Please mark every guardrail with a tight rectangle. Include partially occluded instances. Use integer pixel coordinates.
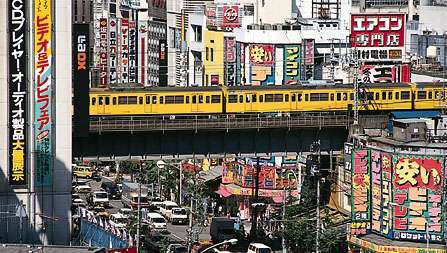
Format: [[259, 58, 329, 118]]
[[89, 112, 352, 133]]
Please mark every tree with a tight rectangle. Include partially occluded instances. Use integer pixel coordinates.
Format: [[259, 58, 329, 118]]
[[118, 160, 140, 182]]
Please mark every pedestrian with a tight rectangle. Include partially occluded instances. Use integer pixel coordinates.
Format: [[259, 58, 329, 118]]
[[218, 205, 223, 216]]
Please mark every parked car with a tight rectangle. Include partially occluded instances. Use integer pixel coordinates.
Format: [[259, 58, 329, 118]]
[[160, 201, 179, 221], [73, 180, 92, 193], [170, 207, 188, 225], [247, 243, 272, 253], [88, 191, 109, 207], [109, 213, 127, 228], [101, 180, 121, 199]]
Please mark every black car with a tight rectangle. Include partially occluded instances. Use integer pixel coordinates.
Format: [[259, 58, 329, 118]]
[[101, 181, 121, 199], [144, 232, 170, 253]]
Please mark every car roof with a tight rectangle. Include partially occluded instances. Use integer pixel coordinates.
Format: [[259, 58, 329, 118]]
[[163, 201, 178, 205], [146, 212, 164, 218], [111, 213, 125, 218], [250, 243, 271, 248], [94, 191, 107, 194]]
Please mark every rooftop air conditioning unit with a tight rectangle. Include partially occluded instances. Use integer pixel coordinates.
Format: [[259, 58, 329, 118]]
[[261, 24, 272, 30]]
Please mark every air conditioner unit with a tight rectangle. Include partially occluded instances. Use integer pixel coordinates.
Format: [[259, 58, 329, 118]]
[[261, 24, 272, 30], [248, 24, 260, 30]]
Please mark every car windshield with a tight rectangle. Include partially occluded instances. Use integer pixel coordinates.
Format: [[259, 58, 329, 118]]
[[153, 218, 165, 223], [258, 248, 272, 253], [120, 209, 131, 215], [166, 205, 177, 210], [76, 181, 87, 186], [115, 217, 127, 224], [96, 192, 108, 198], [172, 209, 186, 215], [132, 197, 148, 203]]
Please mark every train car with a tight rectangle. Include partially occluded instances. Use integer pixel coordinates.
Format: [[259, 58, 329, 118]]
[[413, 82, 447, 110], [90, 86, 224, 116]]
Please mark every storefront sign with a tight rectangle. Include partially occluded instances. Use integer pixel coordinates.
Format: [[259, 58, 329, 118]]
[[304, 39, 314, 65], [225, 37, 236, 86], [351, 150, 371, 235], [128, 21, 137, 83], [120, 18, 129, 83], [99, 18, 108, 87], [137, 21, 147, 85], [8, 0, 27, 186], [351, 14, 405, 47], [284, 45, 301, 85], [250, 44, 274, 65], [109, 18, 118, 84], [34, 0, 53, 186], [222, 5, 240, 28], [357, 48, 403, 61], [206, 6, 217, 27]]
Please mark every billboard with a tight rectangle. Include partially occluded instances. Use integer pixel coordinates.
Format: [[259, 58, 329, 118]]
[[380, 153, 393, 238], [360, 64, 411, 83], [250, 44, 275, 86], [304, 39, 314, 80], [284, 45, 301, 85], [120, 18, 129, 83], [225, 37, 236, 86], [99, 18, 108, 87], [392, 155, 444, 242], [206, 6, 217, 27], [73, 24, 90, 137], [222, 5, 240, 28], [159, 39, 168, 85], [34, 0, 53, 186], [109, 18, 118, 84], [137, 21, 147, 85], [128, 21, 137, 83], [8, 0, 27, 186], [351, 150, 371, 235]]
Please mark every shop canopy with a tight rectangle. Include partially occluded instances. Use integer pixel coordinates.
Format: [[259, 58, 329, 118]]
[[215, 186, 232, 198]]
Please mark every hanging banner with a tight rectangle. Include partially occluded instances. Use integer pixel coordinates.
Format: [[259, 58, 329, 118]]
[[304, 39, 314, 80], [224, 37, 236, 86], [137, 21, 147, 85], [73, 24, 90, 137], [8, 0, 28, 186], [99, 18, 108, 87], [128, 21, 137, 83], [34, 0, 53, 186], [120, 18, 129, 83], [284, 45, 301, 85], [109, 17, 118, 84]]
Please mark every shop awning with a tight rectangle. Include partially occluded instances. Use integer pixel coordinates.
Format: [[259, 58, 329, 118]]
[[272, 196, 284, 204], [215, 186, 232, 197]]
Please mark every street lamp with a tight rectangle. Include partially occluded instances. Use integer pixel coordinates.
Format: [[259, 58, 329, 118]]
[[201, 238, 238, 253], [156, 160, 183, 205], [281, 168, 299, 253], [389, 202, 430, 252]]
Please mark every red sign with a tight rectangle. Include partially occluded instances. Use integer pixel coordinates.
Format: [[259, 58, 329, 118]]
[[359, 64, 410, 83], [351, 14, 405, 47], [222, 6, 240, 28], [393, 157, 442, 191], [206, 6, 217, 27], [304, 39, 314, 65], [211, 75, 219, 85], [250, 44, 274, 65]]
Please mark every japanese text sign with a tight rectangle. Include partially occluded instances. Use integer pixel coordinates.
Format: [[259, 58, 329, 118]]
[[222, 5, 240, 28], [351, 150, 371, 235], [351, 14, 405, 47], [99, 18, 108, 87], [284, 45, 301, 85], [250, 44, 274, 66]]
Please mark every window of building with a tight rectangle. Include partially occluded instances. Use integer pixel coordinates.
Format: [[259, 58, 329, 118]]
[[206, 47, 209, 61], [211, 48, 214, 61], [192, 25, 202, 42]]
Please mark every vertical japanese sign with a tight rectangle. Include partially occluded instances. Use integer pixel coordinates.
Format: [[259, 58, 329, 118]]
[[8, 0, 27, 186], [236, 42, 241, 85], [73, 24, 90, 137], [370, 151, 382, 233], [109, 17, 118, 84], [351, 150, 371, 235], [249, 44, 275, 86], [120, 18, 129, 83], [284, 45, 301, 85], [159, 39, 168, 85], [222, 5, 240, 29], [381, 153, 393, 238], [99, 18, 108, 87], [128, 21, 137, 83], [206, 6, 217, 27], [34, 0, 53, 186], [392, 155, 443, 242], [137, 21, 147, 86], [304, 39, 314, 80], [224, 37, 236, 86]]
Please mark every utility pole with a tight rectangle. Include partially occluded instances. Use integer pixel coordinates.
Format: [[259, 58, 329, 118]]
[[187, 155, 196, 253], [311, 140, 321, 253], [136, 162, 143, 253]]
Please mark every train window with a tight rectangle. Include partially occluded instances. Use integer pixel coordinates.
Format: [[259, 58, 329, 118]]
[[211, 95, 220, 103], [118, 96, 127, 104], [246, 95, 250, 103], [146, 96, 150, 104], [388, 92, 392, 100], [265, 94, 274, 102], [375, 93, 379, 100], [428, 91, 432, 99], [113, 97, 117, 105], [349, 93, 353, 101], [382, 92, 387, 100], [159, 96, 164, 104], [192, 95, 197, 104], [298, 94, 302, 102], [175, 96, 184, 104], [206, 96, 210, 103], [260, 95, 264, 102], [305, 94, 309, 101], [417, 91, 426, 99], [330, 94, 334, 101], [199, 95, 203, 103], [186, 96, 190, 103], [310, 93, 319, 101], [435, 90, 443, 99], [105, 97, 110, 105], [139, 97, 143, 104], [366, 92, 374, 100], [336, 93, 341, 101], [285, 94, 289, 102], [92, 97, 96, 105], [152, 96, 157, 104], [239, 95, 243, 103], [274, 94, 283, 102], [228, 95, 237, 103], [343, 93, 348, 101], [401, 91, 410, 100], [165, 96, 175, 104], [320, 93, 329, 101], [395, 92, 399, 100], [252, 94, 257, 102], [128, 96, 137, 104], [291, 94, 296, 102], [99, 97, 104, 105]]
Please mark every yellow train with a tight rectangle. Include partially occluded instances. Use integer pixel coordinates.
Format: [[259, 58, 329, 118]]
[[89, 82, 447, 116]]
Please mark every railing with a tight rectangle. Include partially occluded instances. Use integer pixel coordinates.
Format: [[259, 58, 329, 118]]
[[89, 112, 352, 133]]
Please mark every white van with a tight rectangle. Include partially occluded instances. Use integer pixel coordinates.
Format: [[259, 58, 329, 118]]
[[160, 201, 179, 221], [247, 243, 272, 253], [171, 207, 188, 225], [145, 212, 167, 231], [109, 213, 127, 228]]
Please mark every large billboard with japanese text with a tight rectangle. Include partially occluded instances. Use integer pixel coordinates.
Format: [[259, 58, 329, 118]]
[[249, 44, 275, 86], [120, 18, 129, 83], [99, 18, 108, 87], [284, 45, 301, 85], [128, 21, 137, 83], [359, 64, 411, 83], [225, 37, 236, 86], [109, 17, 118, 84], [34, 0, 53, 186], [137, 21, 147, 85], [8, 0, 27, 186], [351, 150, 371, 235]]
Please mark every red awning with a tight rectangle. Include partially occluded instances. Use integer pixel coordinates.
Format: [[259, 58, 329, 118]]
[[272, 196, 284, 204], [215, 186, 232, 197]]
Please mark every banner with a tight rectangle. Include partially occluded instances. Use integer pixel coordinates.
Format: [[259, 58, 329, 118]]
[[137, 21, 147, 86], [284, 45, 301, 85], [9, 0, 27, 186], [34, 0, 53, 186], [120, 18, 129, 83], [109, 17, 118, 84], [128, 21, 137, 83], [159, 39, 168, 85], [73, 24, 90, 137], [359, 64, 410, 83], [225, 37, 236, 86], [222, 5, 240, 28], [351, 150, 371, 235], [99, 18, 108, 87], [304, 39, 314, 80]]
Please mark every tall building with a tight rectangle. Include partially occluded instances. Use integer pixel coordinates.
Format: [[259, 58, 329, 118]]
[[0, 0, 72, 245], [147, 0, 168, 86]]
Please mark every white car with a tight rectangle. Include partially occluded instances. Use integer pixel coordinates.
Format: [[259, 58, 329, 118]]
[[171, 207, 188, 225], [118, 208, 133, 219], [72, 194, 85, 207], [160, 201, 179, 221], [74, 180, 92, 193], [247, 243, 272, 253], [145, 212, 167, 231], [92, 191, 109, 207], [109, 213, 127, 228]]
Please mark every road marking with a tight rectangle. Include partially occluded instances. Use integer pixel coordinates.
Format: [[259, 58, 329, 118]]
[[170, 232, 186, 242]]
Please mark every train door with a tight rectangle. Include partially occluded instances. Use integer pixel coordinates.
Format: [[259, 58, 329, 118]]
[[144, 94, 154, 113], [191, 94, 200, 112], [245, 93, 255, 112], [291, 92, 302, 111], [98, 95, 111, 114]]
